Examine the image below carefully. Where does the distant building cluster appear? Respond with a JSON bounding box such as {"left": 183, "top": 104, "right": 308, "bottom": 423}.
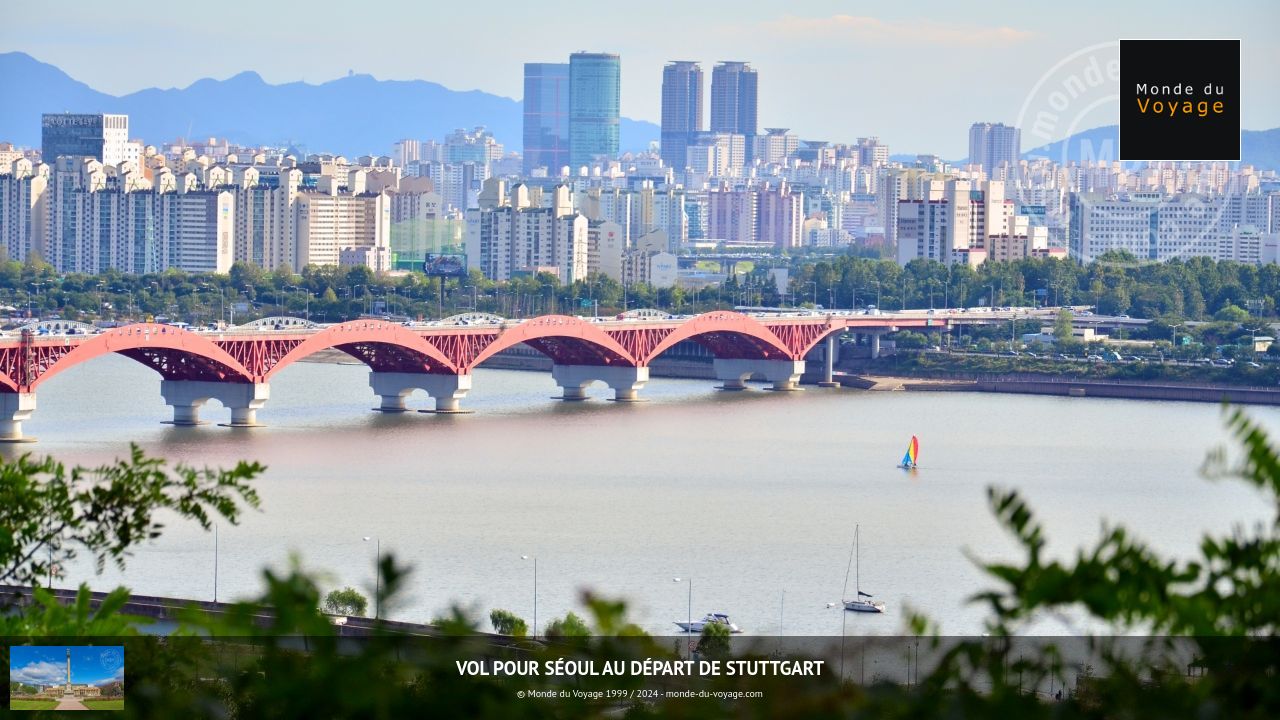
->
{"left": 3, "top": 56, "right": 1279, "bottom": 282}
{"left": 0, "top": 113, "right": 462, "bottom": 275}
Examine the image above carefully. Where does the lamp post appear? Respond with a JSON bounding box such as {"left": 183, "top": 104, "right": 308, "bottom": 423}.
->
{"left": 673, "top": 577, "right": 692, "bottom": 655}
{"left": 807, "top": 281, "right": 817, "bottom": 308}
{"left": 213, "top": 524, "right": 219, "bottom": 603}
{"left": 363, "top": 536, "right": 380, "bottom": 619}
{"left": 521, "top": 555, "right": 537, "bottom": 639}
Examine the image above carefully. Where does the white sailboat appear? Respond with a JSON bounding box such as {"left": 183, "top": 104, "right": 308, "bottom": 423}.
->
{"left": 842, "top": 524, "right": 885, "bottom": 614}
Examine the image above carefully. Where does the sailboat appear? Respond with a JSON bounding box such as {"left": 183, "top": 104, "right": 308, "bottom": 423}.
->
{"left": 899, "top": 435, "right": 919, "bottom": 469}
{"left": 842, "top": 524, "right": 886, "bottom": 614}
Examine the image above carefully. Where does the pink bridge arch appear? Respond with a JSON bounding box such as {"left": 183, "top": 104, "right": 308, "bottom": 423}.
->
{"left": 464, "top": 315, "right": 636, "bottom": 370}
{"left": 255, "top": 319, "right": 461, "bottom": 380}
{"left": 631, "top": 311, "right": 800, "bottom": 365}
{"left": 2, "top": 324, "right": 255, "bottom": 393}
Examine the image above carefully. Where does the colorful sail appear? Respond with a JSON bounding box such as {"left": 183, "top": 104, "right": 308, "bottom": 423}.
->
{"left": 901, "top": 435, "right": 919, "bottom": 467}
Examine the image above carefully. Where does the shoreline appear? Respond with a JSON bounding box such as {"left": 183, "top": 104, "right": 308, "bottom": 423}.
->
{"left": 299, "top": 349, "right": 1280, "bottom": 405}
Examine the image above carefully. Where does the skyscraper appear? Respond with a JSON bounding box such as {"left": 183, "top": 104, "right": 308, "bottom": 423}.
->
{"left": 523, "top": 63, "right": 570, "bottom": 175}
{"left": 710, "top": 62, "right": 758, "bottom": 163}
{"left": 568, "top": 52, "right": 621, "bottom": 169}
{"left": 41, "top": 113, "right": 130, "bottom": 165}
{"left": 660, "top": 61, "right": 703, "bottom": 172}
{"left": 968, "top": 122, "right": 1021, "bottom": 175}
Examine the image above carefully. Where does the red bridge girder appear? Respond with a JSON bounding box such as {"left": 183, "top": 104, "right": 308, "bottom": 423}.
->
{"left": 0, "top": 313, "right": 952, "bottom": 392}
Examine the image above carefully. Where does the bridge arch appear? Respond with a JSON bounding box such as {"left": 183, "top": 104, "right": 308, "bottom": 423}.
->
{"left": 18, "top": 323, "right": 254, "bottom": 392}
{"left": 638, "top": 311, "right": 794, "bottom": 364}
{"left": 467, "top": 315, "right": 637, "bottom": 370}
{"left": 261, "top": 319, "right": 461, "bottom": 379}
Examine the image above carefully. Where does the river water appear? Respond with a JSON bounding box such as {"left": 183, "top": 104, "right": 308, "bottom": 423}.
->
{"left": 7, "top": 354, "right": 1274, "bottom": 637}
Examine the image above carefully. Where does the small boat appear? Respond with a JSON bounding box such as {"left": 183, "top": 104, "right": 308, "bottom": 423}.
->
{"left": 899, "top": 435, "right": 919, "bottom": 469}
{"left": 674, "top": 613, "right": 743, "bottom": 634}
{"left": 842, "top": 524, "right": 886, "bottom": 614}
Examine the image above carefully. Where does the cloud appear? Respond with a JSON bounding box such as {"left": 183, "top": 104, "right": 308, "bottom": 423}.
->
{"left": 756, "top": 14, "right": 1034, "bottom": 48}
{"left": 12, "top": 661, "right": 66, "bottom": 686}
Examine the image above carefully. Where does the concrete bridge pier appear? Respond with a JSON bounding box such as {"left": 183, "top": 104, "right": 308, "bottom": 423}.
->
{"left": 368, "top": 372, "right": 473, "bottom": 414}
{"left": 0, "top": 392, "right": 37, "bottom": 442}
{"left": 714, "top": 358, "right": 806, "bottom": 392}
{"left": 160, "top": 380, "right": 270, "bottom": 427}
{"left": 818, "top": 335, "right": 840, "bottom": 387}
{"left": 870, "top": 332, "right": 883, "bottom": 359}
{"left": 551, "top": 364, "right": 649, "bottom": 402}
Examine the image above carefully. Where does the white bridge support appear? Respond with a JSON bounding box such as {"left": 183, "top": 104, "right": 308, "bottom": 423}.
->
{"left": 714, "top": 358, "right": 806, "bottom": 391}
{"left": 551, "top": 364, "right": 649, "bottom": 401}
{"left": 818, "top": 335, "right": 840, "bottom": 387}
{"left": 369, "top": 372, "right": 472, "bottom": 413}
{"left": 160, "top": 380, "right": 270, "bottom": 427}
{"left": 0, "top": 392, "right": 37, "bottom": 442}
{"left": 870, "top": 332, "right": 883, "bottom": 359}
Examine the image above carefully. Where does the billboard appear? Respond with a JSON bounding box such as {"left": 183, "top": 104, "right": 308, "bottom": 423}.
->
{"left": 423, "top": 253, "right": 467, "bottom": 278}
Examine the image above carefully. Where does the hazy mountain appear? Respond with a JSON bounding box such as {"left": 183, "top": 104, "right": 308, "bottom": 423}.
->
{"left": 1023, "top": 124, "right": 1280, "bottom": 171}
{"left": 0, "top": 52, "right": 659, "bottom": 156}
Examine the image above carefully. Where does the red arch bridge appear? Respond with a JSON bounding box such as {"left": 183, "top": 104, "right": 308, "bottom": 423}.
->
{"left": 0, "top": 308, "right": 981, "bottom": 441}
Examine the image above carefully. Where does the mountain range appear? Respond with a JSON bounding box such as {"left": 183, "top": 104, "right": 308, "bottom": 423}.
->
{"left": 2, "top": 52, "right": 1276, "bottom": 170}
{"left": 0, "top": 52, "right": 659, "bottom": 157}
{"left": 1022, "top": 125, "right": 1280, "bottom": 171}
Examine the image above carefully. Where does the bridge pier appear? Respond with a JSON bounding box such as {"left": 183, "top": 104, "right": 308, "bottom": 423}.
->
{"left": 0, "top": 392, "right": 37, "bottom": 442}
{"left": 818, "top": 335, "right": 839, "bottom": 387}
{"left": 161, "top": 380, "right": 270, "bottom": 427}
{"left": 713, "top": 358, "right": 805, "bottom": 391}
{"left": 870, "top": 332, "right": 882, "bottom": 359}
{"left": 551, "top": 364, "right": 649, "bottom": 401}
{"left": 369, "top": 372, "right": 473, "bottom": 413}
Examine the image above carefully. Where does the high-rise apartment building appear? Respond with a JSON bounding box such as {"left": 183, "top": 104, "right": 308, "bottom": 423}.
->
{"left": 465, "top": 180, "right": 587, "bottom": 283}
{"left": 710, "top": 62, "right": 758, "bottom": 165}
{"left": 523, "top": 63, "right": 571, "bottom": 175}
{"left": 660, "top": 61, "right": 703, "bottom": 172}
{"left": 568, "top": 52, "right": 621, "bottom": 169}
{"left": 968, "top": 122, "right": 1021, "bottom": 175}
{"left": 0, "top": 159, "right": 49, "bottom": 263}
{"left": 1068, "top": 191, "right": 1272, "bottom": 263}
{"left": 41, "top": 113, "right": 130, "bottom": 166}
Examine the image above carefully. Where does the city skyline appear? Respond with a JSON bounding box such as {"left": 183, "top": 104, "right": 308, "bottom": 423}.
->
{"left": 3, "top": 1, "right": 1277, "bottom": 158}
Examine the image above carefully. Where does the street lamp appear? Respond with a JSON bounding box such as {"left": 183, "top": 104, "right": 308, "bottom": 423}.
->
{"left": 521, "top": 555, "right": 537, "bottom": 639}
{"left": 363, "top": 536, "right": 381, "bottom": 619}
{"left": 213, "top": 524, "right": 219, "bottom": 603}
{"left": 673, "top": 577, "right": 692, "bottom": 655}
{"left": 807, "top": 281, "right": 817, "bottom": 309}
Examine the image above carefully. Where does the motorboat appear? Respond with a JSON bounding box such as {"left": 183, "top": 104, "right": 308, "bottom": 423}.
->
{"left": 674, "top": 613, "right": 743, "bottom": 634}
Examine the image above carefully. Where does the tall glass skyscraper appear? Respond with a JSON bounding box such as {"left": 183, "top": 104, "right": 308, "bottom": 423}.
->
{"left": 568, "top": 52, "right": 621, "bottom": 169}
{"left": 660, "top": 61, "right": 703, "bottom": 172}
{"left": 710, "top": 62, "right": 758, "bottom": 163}
{"left": 523, "top": 63, "right": 570, "bottom": 175}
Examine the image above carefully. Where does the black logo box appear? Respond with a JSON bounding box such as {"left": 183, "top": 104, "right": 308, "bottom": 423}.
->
{"left": 1119, "top": 39, "right": 1240, "bottom": 161}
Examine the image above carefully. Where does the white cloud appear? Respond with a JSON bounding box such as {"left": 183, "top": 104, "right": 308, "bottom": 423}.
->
{"left": 11, "top": 660, "right": 65, "bottom": 686}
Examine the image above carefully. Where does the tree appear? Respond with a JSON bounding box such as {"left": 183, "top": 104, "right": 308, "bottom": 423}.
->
{"left": 1053, "top": 308, "right": 1074, "bottom": 342}
{"left": 544, "top": 611, "right": 590, "bottom": 638}
{"left": 697, "top": 620, "right": 731, "bottom": 659}
{"left": 488, "top": 608, "right": 528, "bottom": 637}
{"left": 1213, "top": 303, "right": 1249, "bottom": 323}
{"left": 321, "top": 587, "right": 368, "bottom": 617}
{"left": 0, "top": 445, "right": 262, "bottom": 589}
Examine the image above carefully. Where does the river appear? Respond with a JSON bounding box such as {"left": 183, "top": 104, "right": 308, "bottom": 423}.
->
{"left": 6, "top": 354, "right": 1274, "bottom": 637}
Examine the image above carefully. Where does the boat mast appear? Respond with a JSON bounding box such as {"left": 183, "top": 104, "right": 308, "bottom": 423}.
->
{"left": 855, "top": 524, "right": 861, "bottom": 596}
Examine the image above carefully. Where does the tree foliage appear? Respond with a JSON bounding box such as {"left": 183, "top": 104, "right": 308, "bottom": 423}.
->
{"left": 488, "top": 608, "right": 528, "bottom": 637}
{"left": 321, "top": 587, "right": 369, "bottom": 617}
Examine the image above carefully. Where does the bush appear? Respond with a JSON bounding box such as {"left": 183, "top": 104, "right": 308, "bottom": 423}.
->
{"left": 488, "top": 608, "right": 528, "bottom": 637}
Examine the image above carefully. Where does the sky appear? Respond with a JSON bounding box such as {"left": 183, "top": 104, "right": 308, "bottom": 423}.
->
{"left": 3, "top": 0, "right": 1278, "bottom": 157}
{"left": 9, "top": 646, "right": 125, "bottom": 688}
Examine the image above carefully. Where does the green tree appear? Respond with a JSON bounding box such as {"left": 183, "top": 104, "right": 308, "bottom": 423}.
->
{"left": 1053, "top": 308, "right": 1074, "bottom": 342}
{"left": 1213, "top": 303, "right": 1249, "bottom": 323}
{"left": 488, "top": 608, "right": 528, "bottom": 637}
{"left": 321, "top": 587, "right": 368, "bottom": 617}
{"left": 544, "top": 611, "right": 590, "bottom": 638}
{"left": 697, "top": 620, "right": 731, "bottom": 659}
{"left": 0, "top": 446, "right": 262, "bottom": 588}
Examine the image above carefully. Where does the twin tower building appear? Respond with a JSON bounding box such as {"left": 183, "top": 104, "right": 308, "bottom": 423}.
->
{"left": 522, "top": 55, "right": 758, "bottom": 177}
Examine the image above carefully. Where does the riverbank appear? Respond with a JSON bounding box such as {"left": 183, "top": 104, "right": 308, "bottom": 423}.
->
{"left": 299, "top": 348, "right": 1280, "bottom": 405}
